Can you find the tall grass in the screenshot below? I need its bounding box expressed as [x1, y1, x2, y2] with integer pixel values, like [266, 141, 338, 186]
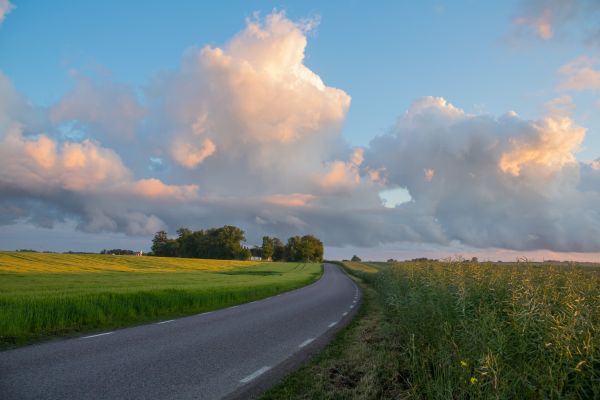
[0, 252, 322, 348]
[371, 261, 600, 399]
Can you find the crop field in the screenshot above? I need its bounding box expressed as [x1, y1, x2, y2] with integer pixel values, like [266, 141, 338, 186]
[0, 252, 322, 348]
[359, 261, 600, 398]
[264, 260, 600, 399]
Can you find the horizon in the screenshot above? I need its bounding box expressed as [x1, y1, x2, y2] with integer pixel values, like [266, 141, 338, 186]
[1, 1, 600, 263]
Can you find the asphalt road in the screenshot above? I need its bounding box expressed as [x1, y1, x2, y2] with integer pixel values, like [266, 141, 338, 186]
[0, 263, 360, 400]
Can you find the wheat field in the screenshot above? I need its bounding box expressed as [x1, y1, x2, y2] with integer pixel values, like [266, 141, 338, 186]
[0, 252, 322, 348]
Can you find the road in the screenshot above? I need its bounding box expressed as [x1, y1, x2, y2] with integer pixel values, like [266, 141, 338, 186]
[0, 263, 360, 400]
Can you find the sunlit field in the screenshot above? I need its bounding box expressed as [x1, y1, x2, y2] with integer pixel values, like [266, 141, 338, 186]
[345, 260, 600, 398]
[0, 252, 322, 348]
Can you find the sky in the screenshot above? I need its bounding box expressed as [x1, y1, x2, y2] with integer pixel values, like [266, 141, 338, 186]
[1, 0, 600, 261]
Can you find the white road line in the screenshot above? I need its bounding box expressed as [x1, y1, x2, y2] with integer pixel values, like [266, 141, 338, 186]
[81, 332, 113, 339]
[328, 322, 337, 328]
[298, 338, 315, 348]
[343, 312, 348, 316]
[156, 320, 174, 324]
[350, 305, 354, 309]
[240, 366, 271, 383]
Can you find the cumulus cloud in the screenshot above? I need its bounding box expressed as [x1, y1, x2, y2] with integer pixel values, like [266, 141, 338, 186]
[0, 0, 14, 25]
[1, 12, 600, 256]
[366, 96, 600, 252]
[0, 12, 360, 242]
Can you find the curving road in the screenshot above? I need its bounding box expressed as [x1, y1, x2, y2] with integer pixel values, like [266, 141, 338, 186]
[0, 263, 360, 400]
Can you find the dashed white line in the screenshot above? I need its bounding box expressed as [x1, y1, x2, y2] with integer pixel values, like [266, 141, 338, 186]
[156, 320, 174, 324]
[343, 312, 348, 316]
[240, 366, 271, 383]
[350, 305, 354, 309]
[328, 322, 338, 328]
[81, 332, 113, 339]
[298, 338, 315, 348]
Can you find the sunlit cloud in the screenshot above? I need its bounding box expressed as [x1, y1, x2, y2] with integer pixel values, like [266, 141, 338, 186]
[559, 56, 600, 91]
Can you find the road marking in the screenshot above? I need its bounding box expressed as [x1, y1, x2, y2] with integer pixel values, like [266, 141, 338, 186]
[240, 366, 271, 383]
[156, 320, 174, 324]
[343, 312, 348, 316]
[299, 338, 315, 348]
[328, 322, 337, 328]
[350, 305, 354, 309]
[230, 305, 239, 309]
[81, 332, 113, 339]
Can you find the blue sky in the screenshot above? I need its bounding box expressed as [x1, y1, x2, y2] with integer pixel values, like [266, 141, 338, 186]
[1, 1, 600, 260]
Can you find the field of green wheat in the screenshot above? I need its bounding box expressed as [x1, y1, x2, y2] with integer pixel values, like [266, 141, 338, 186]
[0, 252, 322, 348]
[349, 260, 600, 399]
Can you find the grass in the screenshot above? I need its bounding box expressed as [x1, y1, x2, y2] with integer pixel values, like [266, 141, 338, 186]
[263, 260, 600, 399]
[0, 252, 322, 349]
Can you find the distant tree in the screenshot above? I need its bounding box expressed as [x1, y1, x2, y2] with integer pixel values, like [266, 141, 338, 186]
[284, 235, 323, 262]
[261, 236, 274, 260]
[471, 256, 479, 263]
[351, 255, 362, 262]
[238, 247, 252, 261]
[272, 238, 285, 261]
[151, 231, 178, 257]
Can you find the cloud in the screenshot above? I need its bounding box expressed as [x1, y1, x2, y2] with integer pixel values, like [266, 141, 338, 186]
[512, 0, 600, 44]
[265, 193, 315, 207]
[1, 12, 600, 256]
[0, 0, 14, 25]
[365, 96, 600, 252]
[153, 11, 350, 176]
[50, 76, 145, 142]
[171, 137, 216, 168]
[319, 148, 364, 190]
[558, 56, 600, 91]
[0, 12, 358, 242]
[514, 6, 554, 40]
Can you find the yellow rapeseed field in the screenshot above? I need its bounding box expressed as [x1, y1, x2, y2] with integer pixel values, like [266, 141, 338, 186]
[0, 251, 262, 273]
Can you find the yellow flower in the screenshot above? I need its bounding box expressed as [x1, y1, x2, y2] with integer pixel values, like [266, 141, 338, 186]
[470, 377, 478, 385]
[460, 360, 468, 368]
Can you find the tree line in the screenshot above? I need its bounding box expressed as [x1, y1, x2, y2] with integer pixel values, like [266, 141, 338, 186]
[151, 225, 323, 262]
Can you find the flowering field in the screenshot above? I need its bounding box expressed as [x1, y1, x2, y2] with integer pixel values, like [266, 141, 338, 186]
[362, 261, 600, 398]
[0, 251, 262, 273]
[0, 252, 322, 348]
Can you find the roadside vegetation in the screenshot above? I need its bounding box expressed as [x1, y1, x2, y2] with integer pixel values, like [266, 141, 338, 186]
[264, 260, 600, 399]
[0, 251, 322, 349]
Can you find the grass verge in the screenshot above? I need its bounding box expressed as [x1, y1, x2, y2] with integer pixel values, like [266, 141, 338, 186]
[261, 266, 407, 400]
[0, 252, 322, 349]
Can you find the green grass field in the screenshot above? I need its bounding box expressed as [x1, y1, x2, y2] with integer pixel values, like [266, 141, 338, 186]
[0, 252, 322, 348]
[264, 260, 600, 399]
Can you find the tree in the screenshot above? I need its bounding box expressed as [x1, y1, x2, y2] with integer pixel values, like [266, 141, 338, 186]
[272, 238, 285, 261]
[152, 231, 177, 257]
[261, 236, 274, 260]
[351, 255, 362, 262]
[284, 235, 323, 262]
